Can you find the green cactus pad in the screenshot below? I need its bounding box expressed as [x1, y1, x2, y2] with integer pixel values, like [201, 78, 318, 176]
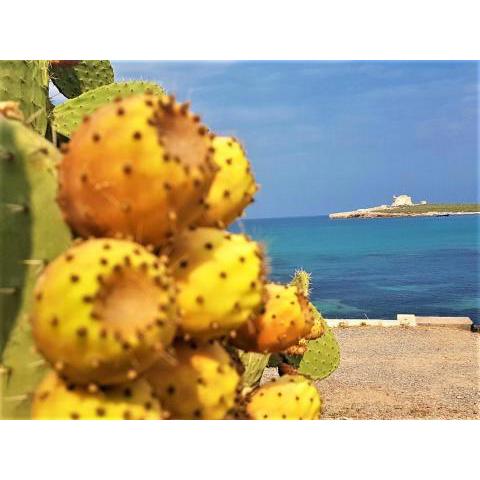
[50, 60, 114, 99]
[298, 315, 340, 380]
[238, 350, 270, 388]
[0, 118, 71, 419]
[0, 61, 50, 135]
[51, 81, 165, 137]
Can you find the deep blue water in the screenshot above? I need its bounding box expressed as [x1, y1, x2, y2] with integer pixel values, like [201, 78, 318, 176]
[232, 215, 480, 324]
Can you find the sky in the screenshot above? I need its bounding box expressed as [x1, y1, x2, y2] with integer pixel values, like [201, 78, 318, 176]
[109, 61, 478, 218]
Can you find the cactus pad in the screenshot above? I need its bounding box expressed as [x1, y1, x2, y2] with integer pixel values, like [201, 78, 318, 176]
[0, 61, 49, 135]
[57, 94, 216, 246]
[298, 312, 340, 380]
[32, 371, 163, 419]
[51, 81, 165, 137]
[147, 341, 240, 419]
[169, 227, 266, 340]
[31, 238, 177, 386]
[198, 136, 258, 228]
[246, 374, 322, 420]
[50, 60, 114, 99]
[0, 117, 71, 419]
[234, 283, 314, 353]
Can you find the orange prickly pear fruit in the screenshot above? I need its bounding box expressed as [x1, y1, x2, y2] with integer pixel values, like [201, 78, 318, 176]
[32, 372, 164, 420]
[31, 238, 177, 385]
[197, 136, 258, 228]
[146, 341, 240, 419]
[233, 283, 314, 353]
[57, 94, 216, 247]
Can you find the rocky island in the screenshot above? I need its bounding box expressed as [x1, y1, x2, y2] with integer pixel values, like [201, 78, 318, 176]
[329, 195, 480, 219]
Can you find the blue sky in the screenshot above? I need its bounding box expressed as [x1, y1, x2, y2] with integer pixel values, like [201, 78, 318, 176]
[109, 61, 478, 218]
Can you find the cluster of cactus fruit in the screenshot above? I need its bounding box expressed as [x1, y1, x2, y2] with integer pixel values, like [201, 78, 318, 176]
[0, 60, 340, 420]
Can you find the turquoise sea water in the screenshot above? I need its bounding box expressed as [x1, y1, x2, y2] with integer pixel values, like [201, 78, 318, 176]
[233, 215, 480, 324]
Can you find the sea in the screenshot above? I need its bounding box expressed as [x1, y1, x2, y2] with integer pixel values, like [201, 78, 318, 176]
[232, 215, 480, 324]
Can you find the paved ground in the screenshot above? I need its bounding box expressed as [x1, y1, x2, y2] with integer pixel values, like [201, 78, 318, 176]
[263, 325, 480, 419]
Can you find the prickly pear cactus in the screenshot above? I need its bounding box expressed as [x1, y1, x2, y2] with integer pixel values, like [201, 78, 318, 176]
[169, 228, 267, 340]
[49, 61, 114, 99]
[0, 61, 50, 135]
[51, 81, 165, 137]
[0, 117, 71, 419]
[246, 375, 322, 420]
[32, 371, 163, 420]
[298, 311, 340, 380]
[281, 269, 340, 380]
[238, 350, 270, 388]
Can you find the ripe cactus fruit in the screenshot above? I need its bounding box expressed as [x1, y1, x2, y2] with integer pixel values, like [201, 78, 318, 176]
[31, 238, 177, 385]
[51, 81, 165, 137]
[49, 60, 114, 99]
[234, 283, 314, 353]
[32, 372, 163, 420]
[168, 227, 266, 339]
[57, 94, 216, 246]
[0, 61, 50, 135]
[0, 116, 71, 419]
[246, 374, 322, 420]
[283, 311, 326, 356]
[197, 136, 258, 228]
[146, 341, 240, 419]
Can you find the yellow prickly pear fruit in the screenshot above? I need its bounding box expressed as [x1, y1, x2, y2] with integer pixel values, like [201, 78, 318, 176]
[168, 227, 267, 340]
[246, 375, 322, 420]
[197, 136, 258, 228]
[146, 341, 240, 419]
[32, 372, 164, 420]
[57, 94, 216, 247]
[31, 238, 177, 385]
[233, 283, 314, 353]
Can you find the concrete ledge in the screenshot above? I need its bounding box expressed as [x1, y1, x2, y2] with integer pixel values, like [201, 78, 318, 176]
[416, 316, 472, 326]
[326, 319, 399, 327]
[326, 315, 472, 328]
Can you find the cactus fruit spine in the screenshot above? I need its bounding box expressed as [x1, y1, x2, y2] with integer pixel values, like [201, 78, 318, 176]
[146, 341, 240, 419]
[198, 136, 258, 228]
[0, 61, 50, 135]
[51, 81, 166, 137]
[168, 227, 266, 340]
[31, 238, 177, 385]
[57, 94, 216, 246]
[49, 61, 114, 99]
[246, 375, 322, 420]
[32, 371, 163, 419]
[234, 283, 314, 353]
[0, 116, 72, 419]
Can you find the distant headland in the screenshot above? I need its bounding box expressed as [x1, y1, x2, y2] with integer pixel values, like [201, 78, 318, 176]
[329, 195, 480, 219]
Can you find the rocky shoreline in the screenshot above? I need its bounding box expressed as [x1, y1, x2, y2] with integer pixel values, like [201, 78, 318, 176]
[329, 209, 480, 219]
